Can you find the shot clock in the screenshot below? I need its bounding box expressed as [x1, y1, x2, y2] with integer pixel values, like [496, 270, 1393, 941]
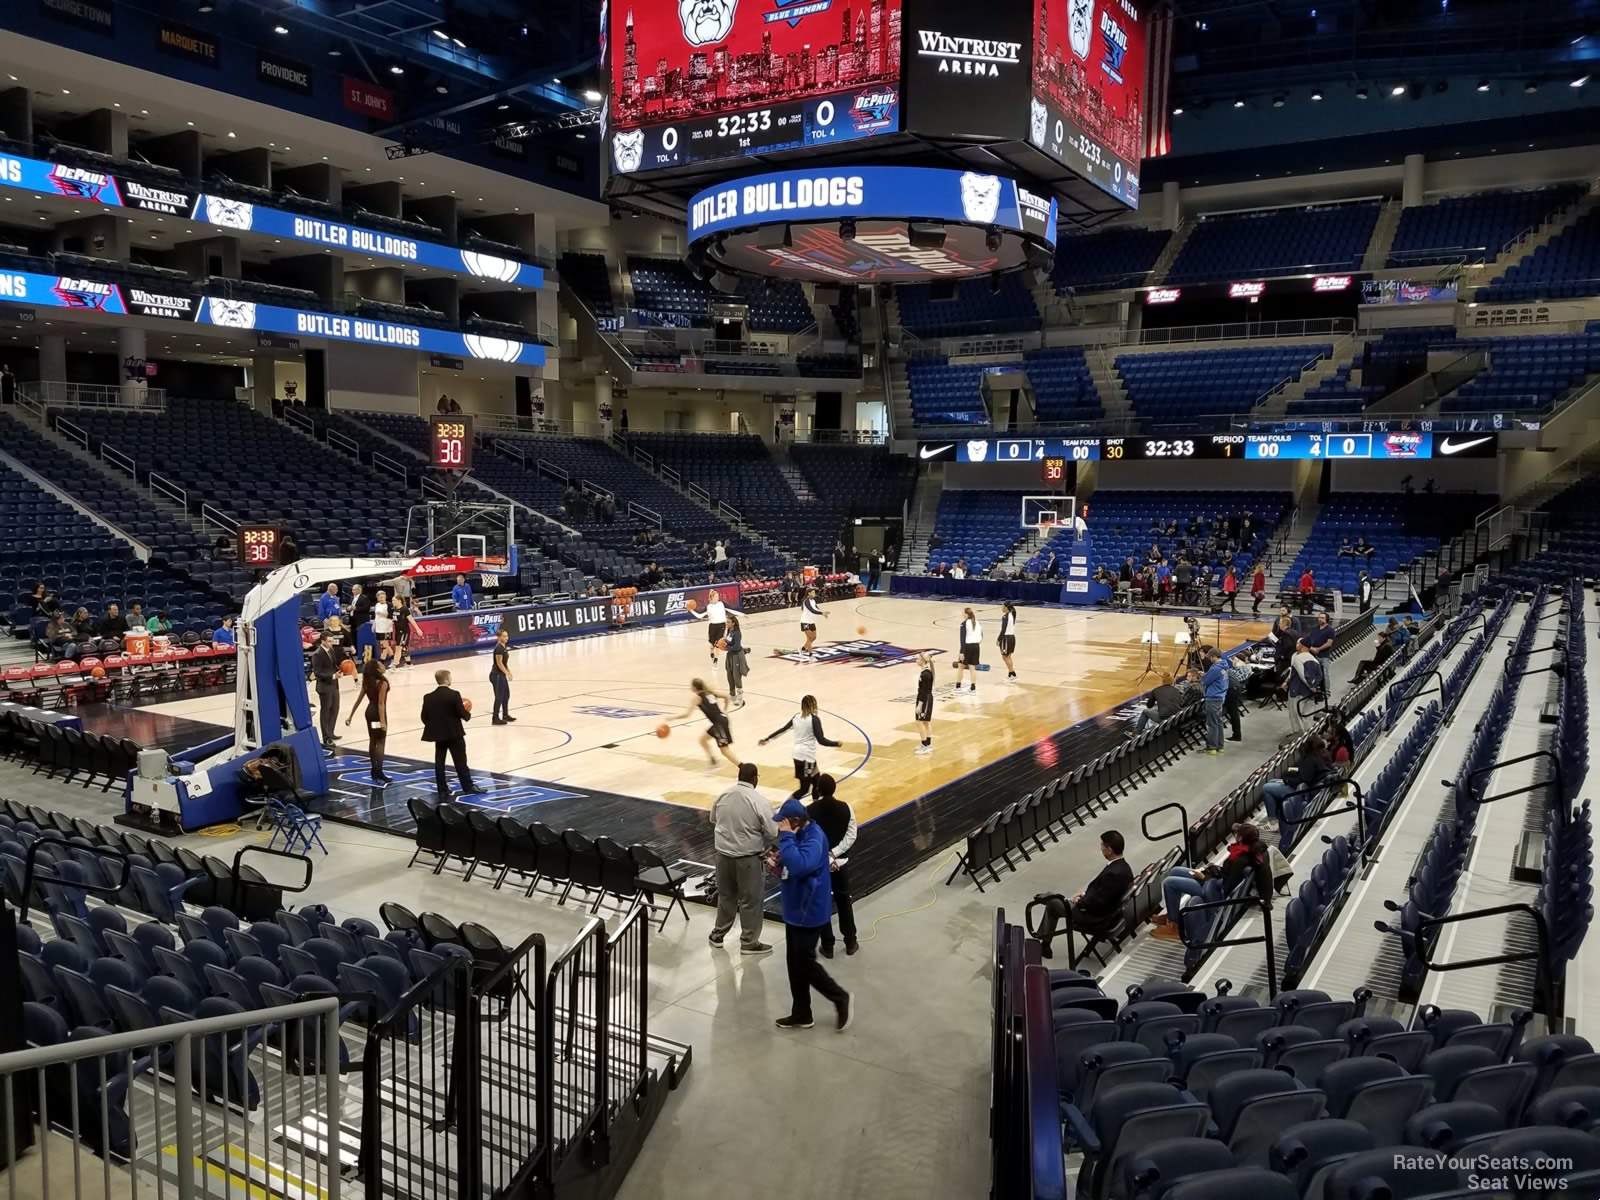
[238, 525, 282, 567]
[1041, 455, 1067, 484]
[429, 416, 473, 470]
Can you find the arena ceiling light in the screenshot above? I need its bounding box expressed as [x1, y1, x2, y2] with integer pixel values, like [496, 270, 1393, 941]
[1272, 95, 1286, 107]
[1172, 105, 1183, 115]
[273, 24, 288, 35]
[1525, 81, 1538, 93]
[1573, 75, 1591, 88]
[1477, 80, 1491, 91]
[1232, 97, 1246, 108]
[1355, 86, 1369, 99]
[1309, 90, 1323, 101]
[1390, 83, 1407, 96]
[583, 89, 603, 102]
[389, 65, 405, 75]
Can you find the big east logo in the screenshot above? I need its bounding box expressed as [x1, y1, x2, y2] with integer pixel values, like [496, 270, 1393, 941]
[1099, 9, 1129, 84]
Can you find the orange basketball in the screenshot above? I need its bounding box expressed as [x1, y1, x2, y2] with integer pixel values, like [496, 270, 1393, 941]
[339, 659, 357, 676]
[686, 598, 698, 612]
[655, 724, 671, 738]
[462, 698, 473, 712]
[716, 638, 728, 650]
[90, 666, 106, 678]
[857, 625, 867, 635]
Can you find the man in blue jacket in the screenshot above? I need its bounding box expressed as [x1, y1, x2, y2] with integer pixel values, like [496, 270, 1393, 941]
[451, 574, 474, 612]
[1202, 650, 1229, 754]
[773, 797, 853, 1032]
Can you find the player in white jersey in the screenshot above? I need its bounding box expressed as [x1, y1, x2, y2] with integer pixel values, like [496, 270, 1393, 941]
[954, 607, 982, 694]
[695, 589, 737, 664]
[799, 587, 826, 657]
[997, 600, 1018, 680]
[759, 694, 843, 798]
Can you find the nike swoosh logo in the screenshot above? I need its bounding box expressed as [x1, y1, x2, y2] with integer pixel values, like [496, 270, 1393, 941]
[920, 445, 954, 459]
[1439, 436, 1492, 456]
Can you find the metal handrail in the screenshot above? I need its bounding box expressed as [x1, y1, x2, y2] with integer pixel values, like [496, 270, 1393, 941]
[1415, 902, 1560, 1022]
[148, 469, 187, 509]
[537, 458, 569, 485]
[200, 503, 239, 535]
[1141, 801, 1193, 865]
[54, 414, 89, 449]
[101, 441, 136, 477]
[25, 380, 169, 411]
[629, 502, 662, 528]
[282, 405, 318, 435]
[326, 426, 361, 458]
[372, 451, 410, 482]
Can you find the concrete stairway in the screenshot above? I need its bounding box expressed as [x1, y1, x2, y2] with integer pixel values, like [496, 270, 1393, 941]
[1361, 200, 1403, 271]
[1087, 346, 1135, 422]
[888, 358, 915, 434]
[1473, 186, 1600, 282]
[1147, 221, 1194, 285]
[901, 464, 945, 568]
[1260, 504, 1321, 593]
[1257, 333, 1359, 417]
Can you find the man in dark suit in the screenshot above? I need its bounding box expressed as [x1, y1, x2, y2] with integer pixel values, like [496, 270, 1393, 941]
[1030, 830, 1135, 958]
[420, 669, 482, 796]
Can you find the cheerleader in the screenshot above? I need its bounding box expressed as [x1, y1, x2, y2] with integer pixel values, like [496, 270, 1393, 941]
[674, 678, 740, 768]
[799, 586, 826, 657]
[997, 600, 1018, 680]
[954, 607, 982, 694]
[913, 652, 934, 755]
[758, 694, 842, 798]
[722, 612, 749, 708]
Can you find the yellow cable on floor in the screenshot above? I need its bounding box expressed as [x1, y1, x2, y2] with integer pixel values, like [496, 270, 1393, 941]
[854, 849, 959, 944]
[198, 823, 242, 837]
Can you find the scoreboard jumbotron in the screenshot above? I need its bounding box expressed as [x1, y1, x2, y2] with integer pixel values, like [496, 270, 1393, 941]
[919, 432, 1501, 463]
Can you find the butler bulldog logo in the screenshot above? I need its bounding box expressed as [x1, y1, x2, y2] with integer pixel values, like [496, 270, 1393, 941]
[612, 129, 644, 173]
[207, 298, 257, 329]
[460, 251, 520, 283]
[1069, 0, 1094, 61]
[967, 439, 990, 462]
[464, 334, 524, 363]
[205, 195, 255, 231]
[1030, 97, 1048, 146]
[679, 0, 737, 46]
[959, 172, 1002, 225]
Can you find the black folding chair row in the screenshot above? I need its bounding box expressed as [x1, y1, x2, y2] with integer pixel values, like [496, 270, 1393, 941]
[17, 720, 140, 791]
[0, 797, 286, 920]
[946, 706, 1204, 891]
[406, 798, 690, 931]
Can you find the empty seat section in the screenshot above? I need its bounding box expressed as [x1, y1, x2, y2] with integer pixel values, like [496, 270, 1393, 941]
[1166, 202, 1380, 285]
[897, 276, 1041, 339]
[1117, 344, 1333, 420]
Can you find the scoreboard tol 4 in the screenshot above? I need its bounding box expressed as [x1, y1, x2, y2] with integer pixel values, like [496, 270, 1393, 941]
[430, 416, 474, 470]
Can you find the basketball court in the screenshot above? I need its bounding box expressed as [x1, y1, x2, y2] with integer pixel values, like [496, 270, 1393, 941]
[128, 594, 1269, 883]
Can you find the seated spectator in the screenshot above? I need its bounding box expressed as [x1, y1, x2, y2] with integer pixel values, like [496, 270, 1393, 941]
[927, 530, 944, 552]
[126, 603, 146, 629]
[1322, 714, 1354, 765]
[1260, 736, 1334, 833]
[97, 603, 129, 638]
[1119, 556, 1135, 584]
[1338, 536, 1356, 559]
[145, 610, 173, 636]
[1153, 823, 1266, 940]
[1355, 535, 1375, 559]
[1146, 542, 1162, 565]
[280, 534, 301, 565]
[1030, 830, 1133, 958]
[950, 561, 967, 581]
[69, 607, 94, 639]
[366, 536, 385, 554]
[26, 581, 58, 618]
[1288, 640, 1324, 730]
[1129, 672, 1184, 736]
[1302, 611, 1336, 657]
[212, 615, 237, 647]
[1352, 630, 1394, 681]
[43, 612, 79, 660]
[212, 534, 233, 559]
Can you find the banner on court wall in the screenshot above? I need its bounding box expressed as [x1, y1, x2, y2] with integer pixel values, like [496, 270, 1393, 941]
[407, 583, 743, 657]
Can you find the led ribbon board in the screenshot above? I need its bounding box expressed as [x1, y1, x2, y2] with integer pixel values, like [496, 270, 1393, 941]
[687, 165, 1058, 283]
[0, 150, 542, 287]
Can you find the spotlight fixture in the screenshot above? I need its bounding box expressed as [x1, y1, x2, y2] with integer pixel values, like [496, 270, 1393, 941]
[389, 65, 405, 75]
[1355, 86, 1369, 99]
[908, 222, 947, 250]
[1172, 105, 1183, 115]
[436, 85, 449, 94]
[1232, 97, 1245, 108]
[1272, 95, 1285, 107]
[1310, 90, 1323, 101]
[1525, 80, 1538, 93]
[1476, 80, 1491, 91]
[984, 227, 1003, 252]
[583, 89, 602, 102]
[273, 24, 288, 34]
[1391, 83, 1407, 96]
[1573, 75, 1591, 89]
[839, 218, 857, 240]
[432, 29, 449, 39]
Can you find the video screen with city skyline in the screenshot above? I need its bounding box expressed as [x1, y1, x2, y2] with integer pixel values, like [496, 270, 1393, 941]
[609, 0, 903, 132]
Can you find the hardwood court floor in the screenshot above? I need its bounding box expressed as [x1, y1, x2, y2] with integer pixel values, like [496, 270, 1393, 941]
[137, 597, 1271, 824]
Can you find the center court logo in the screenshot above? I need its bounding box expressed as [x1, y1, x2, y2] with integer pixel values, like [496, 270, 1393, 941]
[679, 0, 737, 46]
[771, 639, 944, 668]
[959, 173, 1002, 224]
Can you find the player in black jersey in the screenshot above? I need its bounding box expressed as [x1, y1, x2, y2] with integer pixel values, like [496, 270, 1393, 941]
[675, 678, 740, 768]
[914, 652, 934, 755]
[997, 600, 1018, 681]
[799, 586, 827, 658]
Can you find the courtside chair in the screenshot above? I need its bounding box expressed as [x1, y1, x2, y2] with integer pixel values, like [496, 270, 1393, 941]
[630, 845, 690, 931]
[406, 797, 447, 871]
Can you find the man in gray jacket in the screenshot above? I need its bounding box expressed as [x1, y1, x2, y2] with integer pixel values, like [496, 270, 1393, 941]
[708, 761, 777, 956]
